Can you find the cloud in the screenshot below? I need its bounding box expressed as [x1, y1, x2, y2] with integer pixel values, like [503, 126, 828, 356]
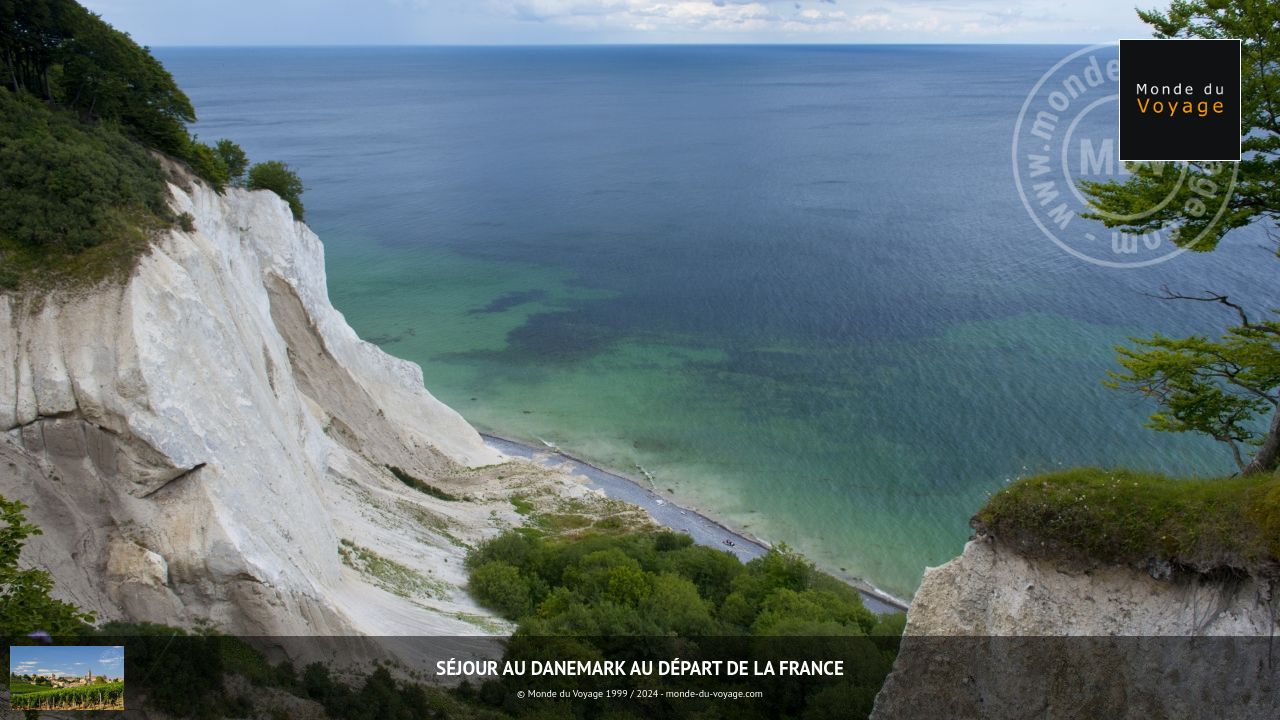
[80, 0, 1147, 45]
[489, 0, 1088, 37]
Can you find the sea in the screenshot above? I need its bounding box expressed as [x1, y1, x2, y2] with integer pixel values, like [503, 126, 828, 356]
[159, 45, 1272, 599]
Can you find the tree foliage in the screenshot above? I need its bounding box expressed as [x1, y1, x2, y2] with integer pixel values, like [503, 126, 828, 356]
[248, 160, 305, 220]
[0, 1, 298, 285]
[1107, 321, 1280, 474]
[0, 88, 172, 254]
[1084, 1, 1280, 474]
[466, 530, 884, 636]
[1, 0, 194, 156]
[185, 139, 230, 192]
[0, 495, 94, 636]
[1080, 0, 1279, 252]
[466, 530, 902, 719]
[214, 138, 248, 185]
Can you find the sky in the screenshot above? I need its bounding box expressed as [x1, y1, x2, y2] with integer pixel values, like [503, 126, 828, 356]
[80, 0, 1152, 46]
[10, 646, 125, 680]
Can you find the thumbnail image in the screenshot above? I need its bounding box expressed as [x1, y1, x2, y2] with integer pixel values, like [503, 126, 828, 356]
[9, 646, 125, 711]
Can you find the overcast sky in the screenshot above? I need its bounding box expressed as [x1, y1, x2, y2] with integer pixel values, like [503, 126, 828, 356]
[81, 0, 1152, 46]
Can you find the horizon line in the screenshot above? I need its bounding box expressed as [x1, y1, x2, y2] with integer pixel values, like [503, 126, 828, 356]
[150, 40, 1123, 50]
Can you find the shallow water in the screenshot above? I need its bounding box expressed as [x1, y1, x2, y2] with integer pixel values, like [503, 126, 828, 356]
[162, 45, 1272, 598]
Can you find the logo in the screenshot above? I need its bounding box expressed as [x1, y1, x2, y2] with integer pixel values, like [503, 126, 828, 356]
[1012, 44, 1237, 268]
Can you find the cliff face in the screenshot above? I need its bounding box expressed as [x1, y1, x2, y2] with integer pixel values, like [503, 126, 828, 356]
[0, 172, 536, 636]
[872, 537, 1280, 719]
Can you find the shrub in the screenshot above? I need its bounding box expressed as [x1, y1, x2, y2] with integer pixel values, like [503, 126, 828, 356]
[248, 160, 305, 220]
[469, 561, 532, 619]
[0, 89, 172, 254]
[185, 139, 230, 192]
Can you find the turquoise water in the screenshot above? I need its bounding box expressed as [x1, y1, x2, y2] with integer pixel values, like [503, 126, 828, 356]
[162, 46, 1271, 598]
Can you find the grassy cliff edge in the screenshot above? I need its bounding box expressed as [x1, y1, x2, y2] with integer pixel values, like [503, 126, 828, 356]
[973, 468, 1280, 581]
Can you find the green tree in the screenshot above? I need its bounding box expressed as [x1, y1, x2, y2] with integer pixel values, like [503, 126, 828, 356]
[185, 139, 230, 192]
[247, 160, 305, 220]
[0, 0, 79, 99]
[468, 561, 532, 619]
[214, 139, 249, 185]
[0, 495, 94, 636]
[1081, 0, 1278, 253]
[1107, 321, 1280, 474]
[1082, 0, 1280, 475]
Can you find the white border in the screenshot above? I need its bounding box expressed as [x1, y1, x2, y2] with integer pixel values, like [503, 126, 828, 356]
[1117, 37, 1242, 163]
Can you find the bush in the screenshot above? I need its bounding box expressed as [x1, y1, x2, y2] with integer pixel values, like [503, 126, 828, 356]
[185, 139, 230, 192]
[469, 561, 533, 619]
[0, 89, 172, 255]
[248, 160, 305, 220]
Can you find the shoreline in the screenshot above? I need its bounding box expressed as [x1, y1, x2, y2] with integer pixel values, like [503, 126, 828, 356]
[479, 431, 911, 615]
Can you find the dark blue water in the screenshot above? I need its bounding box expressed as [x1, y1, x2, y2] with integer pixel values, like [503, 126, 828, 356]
[159, 46, 1273, 598]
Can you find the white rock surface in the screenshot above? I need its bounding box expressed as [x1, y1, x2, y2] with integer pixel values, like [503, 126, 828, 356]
[903, 537, 1277, 636]
[0, 173, 520, 637]
[871, 537, 1280, 719]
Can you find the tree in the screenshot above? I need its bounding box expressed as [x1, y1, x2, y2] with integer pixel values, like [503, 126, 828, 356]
[1081, 0, 1278, 253]
[185, 139, 230, 192]
[1107, 318, 1280, 474]
[247, 160, 305, 220]
[0, 0, 79, 99]
[0, 495, 95, 636]
[214, 139, 249, 185]
[1083, 0, 1280, 475]
[468, 561, 532, 619]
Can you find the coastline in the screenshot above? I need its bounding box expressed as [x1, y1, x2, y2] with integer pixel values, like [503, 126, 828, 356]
[479, 431, 910, 615]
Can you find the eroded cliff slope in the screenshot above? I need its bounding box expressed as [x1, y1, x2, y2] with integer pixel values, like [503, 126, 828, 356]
[872, 537, 1280, 719]
[0, 171, 566, 636]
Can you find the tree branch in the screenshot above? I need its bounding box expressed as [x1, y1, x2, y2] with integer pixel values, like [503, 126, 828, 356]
[1142, 285, 1254, 326]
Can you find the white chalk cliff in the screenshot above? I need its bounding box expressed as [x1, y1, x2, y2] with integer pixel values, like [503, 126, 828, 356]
[0, 168, 540, 636]
[871, 537, 1280, 719]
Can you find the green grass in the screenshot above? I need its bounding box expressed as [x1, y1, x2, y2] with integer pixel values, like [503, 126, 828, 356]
[386, 465, 462, 502]
[509, 494, 536, 515]
[338, 538, 450, 600]
[974, 467, 1280, 578]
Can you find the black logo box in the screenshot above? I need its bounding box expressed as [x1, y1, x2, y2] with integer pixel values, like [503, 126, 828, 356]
[1119, 38, 1241, 162]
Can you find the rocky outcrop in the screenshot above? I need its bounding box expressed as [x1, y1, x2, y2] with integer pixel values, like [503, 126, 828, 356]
[0, 170, 538, 636]
[872, 537, 1280, 719]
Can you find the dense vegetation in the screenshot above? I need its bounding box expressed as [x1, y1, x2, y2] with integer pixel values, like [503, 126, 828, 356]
[465, 530, 904, 718]
[0, 0, 303, 288]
